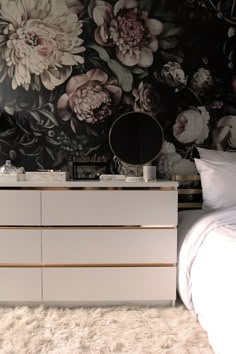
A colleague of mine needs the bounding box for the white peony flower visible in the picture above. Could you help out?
[189,68,214,96]
[158,154,197,179]
[173,106,210,144]
[174,158,197,175]
[0,0,85,91]
[213,115,236,148]
[161,61,187,90]
[158,152,181,179]
[158,140,197,178]
[160,140,176,154]
[66,0,85,14]
[158,141,180,179]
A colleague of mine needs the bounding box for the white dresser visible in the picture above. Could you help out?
[0,180,178,306]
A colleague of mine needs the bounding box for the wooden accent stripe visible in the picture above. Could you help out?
[178,202,202,208]
[171,174,203,210]
[178,189,202,194]
[0,186,177,191]
[44,263,177,268]
[0,225,177,229]
[174,175,200,181]
[0,263,176,268]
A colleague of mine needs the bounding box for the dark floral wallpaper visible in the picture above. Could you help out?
[0,0,236,178]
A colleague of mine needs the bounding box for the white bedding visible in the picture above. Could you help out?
[178,207,236,354]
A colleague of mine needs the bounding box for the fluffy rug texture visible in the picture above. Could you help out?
[0,304,213,354]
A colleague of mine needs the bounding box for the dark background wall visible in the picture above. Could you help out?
[0,0,236,179]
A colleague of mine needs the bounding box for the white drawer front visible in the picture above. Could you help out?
[43,267,176,302]
[42,190,177,226]
[0,191,41,225]
[0,268,42,301]
[0,230,41,264]
[42,229,177,264]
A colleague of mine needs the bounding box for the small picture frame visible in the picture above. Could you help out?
[72,162,108,180]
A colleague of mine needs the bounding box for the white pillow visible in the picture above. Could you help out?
[194,158,236,210]
[196,147,236,162]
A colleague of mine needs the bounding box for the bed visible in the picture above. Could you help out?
[175,147,236,354]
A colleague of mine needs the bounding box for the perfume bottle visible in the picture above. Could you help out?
[0,160,17,174]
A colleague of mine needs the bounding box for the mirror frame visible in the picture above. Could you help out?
[109,111,164,166]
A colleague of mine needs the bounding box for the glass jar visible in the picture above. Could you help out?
[0,160,17,174]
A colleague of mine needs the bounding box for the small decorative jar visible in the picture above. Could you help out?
[0,160,17,174]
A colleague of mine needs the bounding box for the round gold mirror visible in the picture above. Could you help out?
[109,111,164,165]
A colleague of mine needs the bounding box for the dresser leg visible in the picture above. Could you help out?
[172,300,175,307]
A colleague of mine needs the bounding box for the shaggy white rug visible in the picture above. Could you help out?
[0,303,213,354]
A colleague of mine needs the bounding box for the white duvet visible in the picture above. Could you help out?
[178,207,236,354]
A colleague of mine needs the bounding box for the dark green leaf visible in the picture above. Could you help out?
[160,23,183,38]
[138,0,153,12]
[47,137,60,146]
[128,66,147,74]
[41,110,59,127]
[87,44,111,63]
[108,60,133,92]
[46,147,55,161]
[0,128,16,138]
[0,139,11,147]
[159,49,185,63]
[20,137,37,147]
[30,111,41,124]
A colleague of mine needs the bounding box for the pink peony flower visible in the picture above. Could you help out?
[57,68,122,131]
[89,0,163,67]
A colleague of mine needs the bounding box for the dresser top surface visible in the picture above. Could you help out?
[0,179,178,189]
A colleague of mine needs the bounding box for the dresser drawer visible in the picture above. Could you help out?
[0,230,41,264]
[41,190,177,226]
[43,267,176,302]
[42,228,177,264]
[0,268,42,301]
[0,191,41,225]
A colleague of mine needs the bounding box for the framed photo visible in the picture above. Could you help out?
[72,162,108,180]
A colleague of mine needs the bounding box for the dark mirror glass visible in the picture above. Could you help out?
[109,112,163,165]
